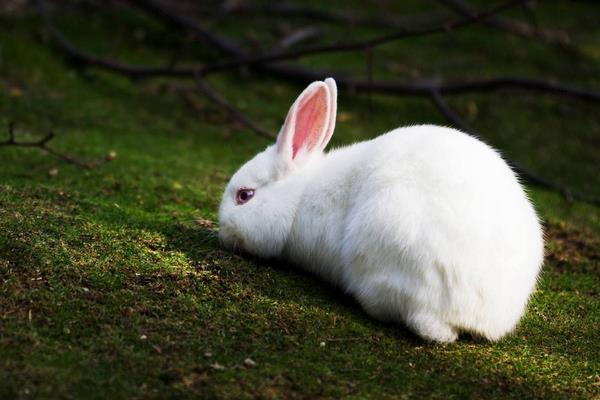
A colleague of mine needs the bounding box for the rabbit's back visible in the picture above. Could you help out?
[336,125,543,341]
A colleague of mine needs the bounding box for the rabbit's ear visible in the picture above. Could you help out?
[276,78,337,165]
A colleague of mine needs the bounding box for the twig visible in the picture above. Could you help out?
[428,91,600,205]
[220,2,358,24]
[35,0,197,79]
[0,123,113,169]
[429,90,474,134]
[273,26,323,52]
[436,0,573,49]
[520,1,540,33]
[220,1,450,31]
[128,0,242,57]
[366,47,374,113]
[323,337,362,342]
[194,75,275,140]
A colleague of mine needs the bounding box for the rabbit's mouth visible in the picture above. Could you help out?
[225,238,249,257]
[218,226,245,254]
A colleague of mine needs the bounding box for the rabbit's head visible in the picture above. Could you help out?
[219,78,337,258]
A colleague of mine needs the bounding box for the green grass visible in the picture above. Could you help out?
[1,2,599,398]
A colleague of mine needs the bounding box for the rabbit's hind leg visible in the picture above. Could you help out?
[406,312,458,343]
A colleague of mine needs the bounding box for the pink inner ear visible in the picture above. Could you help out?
[292,87,327,158]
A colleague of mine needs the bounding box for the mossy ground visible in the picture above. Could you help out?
[0,2,599,399]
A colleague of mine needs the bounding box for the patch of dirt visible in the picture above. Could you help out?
[544,221,599,275]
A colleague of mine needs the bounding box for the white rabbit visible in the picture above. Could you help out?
[219,78,544,342]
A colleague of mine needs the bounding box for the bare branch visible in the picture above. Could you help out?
[193,75,275,140]
[224,0,574,50]
[35,0,198,79]
[133,0,529,68]
[266,67,600,103]
[36,0,600,103]
[436,0,574,49]
[519,1,540,33]
[429,90,474,134]
[220,1,450,30]
[273,26,324,52]
[1,123,114,170]
[7,121,16,143]
[127,0,242,58]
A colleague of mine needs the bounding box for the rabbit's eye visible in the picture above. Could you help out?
[236,188,255,205]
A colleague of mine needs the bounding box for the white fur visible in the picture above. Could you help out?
[219,78,544,342]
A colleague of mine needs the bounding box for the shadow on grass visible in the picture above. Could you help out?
[157,225,572,397]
